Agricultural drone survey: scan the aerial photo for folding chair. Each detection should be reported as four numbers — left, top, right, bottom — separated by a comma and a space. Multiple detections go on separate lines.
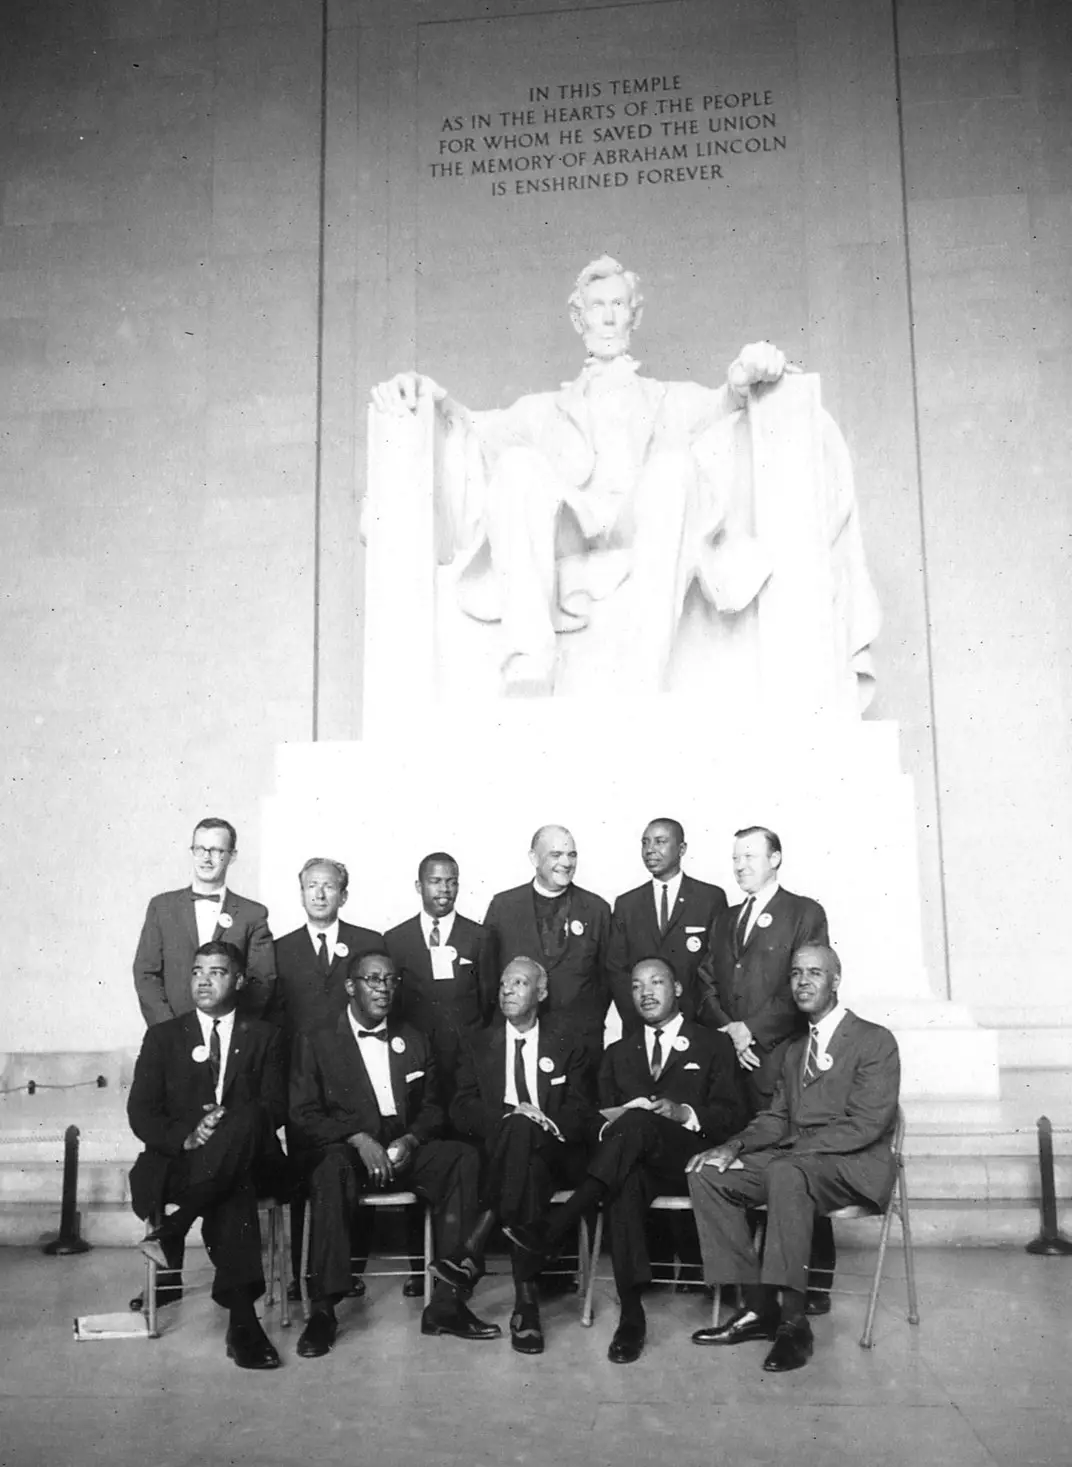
581, 1194, 722, 1328
139, 1196, 291, 1339
299, 1191, 433, 1320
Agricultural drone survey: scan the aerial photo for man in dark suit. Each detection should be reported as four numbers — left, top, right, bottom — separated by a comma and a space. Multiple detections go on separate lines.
267, 857, 384, 1044
288, 950, 499, 1357
510, 956, 748, 1363
133, 817, 276, 1025
384, 851, 488, 1107
687, 943, 900, 1372
429, 956, 595, 1355
482, 825, 611, 1066
128, 941, 287, 1370
606, 818, 727, 1033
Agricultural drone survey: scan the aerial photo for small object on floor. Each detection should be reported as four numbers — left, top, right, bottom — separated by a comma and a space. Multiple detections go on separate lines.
74, 1312, 152, 1342
762, 1319, 814, 1373
296, 1309, 338, 1359
691, 1306, 779, 1346
226, 1320, 282, 1370
346, 1277, 367, 1298
805, 1289, 831, 1316
420, 1301, 502, 1340
402, 1275, 425, 1298
509, 1308, 545, 1355
607, 1314, 646, 1364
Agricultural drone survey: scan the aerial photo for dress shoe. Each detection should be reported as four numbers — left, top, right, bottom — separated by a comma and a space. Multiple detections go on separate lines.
428, 1252, 484, 1297
763, 1319, 814, 1372
421, 1301, 502, 1340
509, 1308, 545, 1355
226, 1320, 281, 1370
296, 1309, 338, 1359
402, 1275, 425, 1298
805, 1289, 832, 1316
691, 1306, 779, 1346
607, 1314, 646, 1364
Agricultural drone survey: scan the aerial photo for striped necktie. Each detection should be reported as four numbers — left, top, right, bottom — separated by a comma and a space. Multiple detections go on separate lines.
802, 1027, 819, 1085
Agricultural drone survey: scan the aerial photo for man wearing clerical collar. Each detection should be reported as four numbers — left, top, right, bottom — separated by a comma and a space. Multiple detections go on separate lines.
686, 944, 900, 1374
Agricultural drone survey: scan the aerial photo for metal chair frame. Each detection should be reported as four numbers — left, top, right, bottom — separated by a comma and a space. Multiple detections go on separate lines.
581, 1194, 722, 1328
299, 1191, 434, 1321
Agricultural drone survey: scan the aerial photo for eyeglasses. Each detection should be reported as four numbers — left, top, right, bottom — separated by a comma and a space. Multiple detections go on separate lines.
358, 975, 400, 990
191, 846, 232, 859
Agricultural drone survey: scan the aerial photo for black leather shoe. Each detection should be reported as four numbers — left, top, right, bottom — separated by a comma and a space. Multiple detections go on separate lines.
421, 1301, 502, 1340
691, 1307, 779, 1346
805, 1290, 831, 1316
226, 1320, 282, 1370
608, 1314, 646, 1364
509, 1308, 545, 1355
428, 1253, 484, 1297
402, 1275, 425, 1298
763, 1319, 814, 1372
296, 1310, 338, 1359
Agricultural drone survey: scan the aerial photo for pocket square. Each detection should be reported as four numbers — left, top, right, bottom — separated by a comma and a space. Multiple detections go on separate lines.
684, 1062, 700, 1071
459, 957, 472, 966
405, 1070, 425, 1083
550, 1075, 566, 1087
685, 925, 706, 934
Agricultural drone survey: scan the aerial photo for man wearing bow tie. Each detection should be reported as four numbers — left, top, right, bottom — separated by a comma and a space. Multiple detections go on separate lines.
129, 942, 288, 1369
607, 818, 727, 1035
385, 852, 490, 1108
509, 956, 747, 1364
289, 951, 499, 1357
371, 256, 786, 695
686, 944, 900, 1372
133, 817, 276, 1025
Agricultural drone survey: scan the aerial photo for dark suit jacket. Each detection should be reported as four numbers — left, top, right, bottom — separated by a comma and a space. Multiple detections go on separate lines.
482, 882, 612, 1036
127, 1011, 286, 1219
267, 920, 385, 1043
598, 1020, 748, 1144
384, 912, 488, 1044
606, 874, 727, 1030
133, 886, 276, 1026
736, 1010, 900, 1209
697, 886, 828, 1102
289, 1014, 444, 1154
450, 1018, 596, 1145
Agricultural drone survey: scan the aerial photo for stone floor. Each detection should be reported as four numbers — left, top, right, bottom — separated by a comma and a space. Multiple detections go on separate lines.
2, 1244, 1070, 1467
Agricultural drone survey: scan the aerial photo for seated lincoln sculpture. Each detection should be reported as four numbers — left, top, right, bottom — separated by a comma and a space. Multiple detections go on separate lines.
371, 255, 879, 702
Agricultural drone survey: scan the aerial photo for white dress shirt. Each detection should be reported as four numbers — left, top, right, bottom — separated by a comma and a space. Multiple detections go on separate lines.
193, 886, 227, 947
740, 879, 779, 942
651, 870, 684, 927
348, 1009, 397, 1117
307, 918, 341, 963
420, 908, 456, 948
504, 1021, 542, 1108
643, 1011, 699, 1131
195, 1006, 236, 1105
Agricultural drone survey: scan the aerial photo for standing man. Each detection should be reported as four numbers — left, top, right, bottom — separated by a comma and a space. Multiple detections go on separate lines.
289, 951, 500, 1355
429, 957, 595, 1355
511, 957, 747, 1364
483, 825, 611, 1065
268, 858, 384, 1044
686, 944, 900, 1372
133, 817, 276, 1025
384, 851, 489, 1108
606, 818, 727, 1033
128, 941, 287, 1370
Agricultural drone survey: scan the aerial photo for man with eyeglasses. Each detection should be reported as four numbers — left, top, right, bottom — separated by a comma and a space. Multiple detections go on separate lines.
289, 951, 499, 1356
133, 817, 276, 1026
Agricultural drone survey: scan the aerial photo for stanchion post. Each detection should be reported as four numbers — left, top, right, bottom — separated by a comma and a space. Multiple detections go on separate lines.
1025, 1115, 1072, 1256
42, 1123, 92, 1256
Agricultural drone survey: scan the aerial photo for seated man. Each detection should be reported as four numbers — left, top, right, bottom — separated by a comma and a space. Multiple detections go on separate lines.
686, 943, 900, 1372
510, 956, 748, 1364
429, 956, 595, 1355
289, 950, 499, 1356
128, 941, 287, 1370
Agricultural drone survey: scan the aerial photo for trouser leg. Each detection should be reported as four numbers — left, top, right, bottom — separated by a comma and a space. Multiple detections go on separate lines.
687, 1158, 770, 1286
305, 1143, 365, 1301
406, 1139, 480, 1259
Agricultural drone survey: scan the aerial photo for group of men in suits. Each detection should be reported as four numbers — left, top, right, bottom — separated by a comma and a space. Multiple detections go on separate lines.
127, 813, 900, 1373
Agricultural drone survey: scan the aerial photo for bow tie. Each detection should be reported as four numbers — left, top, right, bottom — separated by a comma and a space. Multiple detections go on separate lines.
193, 892, 221, 903
357, 1029, 388, 1041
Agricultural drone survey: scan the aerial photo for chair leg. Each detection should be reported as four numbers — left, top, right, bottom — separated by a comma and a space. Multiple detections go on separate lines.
300, 1199, 312, 1323
423, 1203, 433, 1308
577, 1215, 590, 1305
580, 1210, 604, 1327
265, 1204, 277, 1309
859, 1202, 895, 1349
278, 1204, 292, 1328
145, 1249, 159, 1339
710, 1284, 721, 1327
897, 1162, 920, 1326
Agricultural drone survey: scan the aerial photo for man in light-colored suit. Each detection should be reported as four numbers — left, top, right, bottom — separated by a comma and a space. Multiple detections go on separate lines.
133, 818, 276, 1025
686, 944, 900, 1372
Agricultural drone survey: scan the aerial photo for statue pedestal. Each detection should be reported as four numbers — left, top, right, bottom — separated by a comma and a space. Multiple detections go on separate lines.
261, 709, 997, 1099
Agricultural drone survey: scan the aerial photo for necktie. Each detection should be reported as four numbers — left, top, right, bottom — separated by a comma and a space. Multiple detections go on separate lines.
358, 1028, 388, 1041
429, 918, 440, 948
735, 897, 755, 952
316, 932, 330, 975
659, 884, 669, 936
208, 1019, 221, 1092
193, 892, 221, 902
514, 1037, 532, 1105
650, 1026, 665, 1082
802, 1027, 819, 1085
